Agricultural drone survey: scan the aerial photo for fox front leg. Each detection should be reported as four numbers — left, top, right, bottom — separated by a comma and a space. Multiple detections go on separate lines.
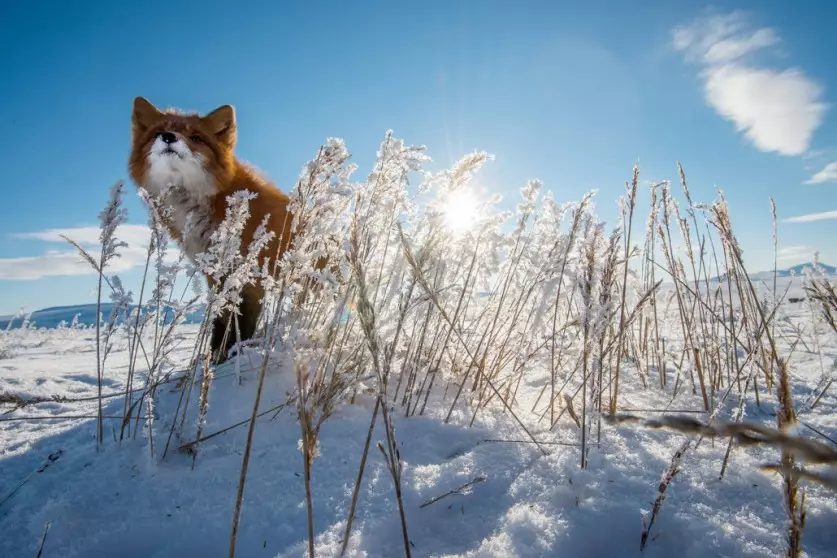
209, 283, 264, 364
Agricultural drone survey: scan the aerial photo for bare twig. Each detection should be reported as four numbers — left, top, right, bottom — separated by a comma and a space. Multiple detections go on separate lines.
419, 476, 487, 508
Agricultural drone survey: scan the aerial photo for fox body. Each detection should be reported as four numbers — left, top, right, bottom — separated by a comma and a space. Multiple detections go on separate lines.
128, 96, 294, 362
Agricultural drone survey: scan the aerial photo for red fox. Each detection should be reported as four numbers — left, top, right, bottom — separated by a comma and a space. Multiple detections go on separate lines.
128, 96, 295, 363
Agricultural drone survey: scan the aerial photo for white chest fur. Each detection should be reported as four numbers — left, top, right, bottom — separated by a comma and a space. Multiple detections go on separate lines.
143, 151, 217, 261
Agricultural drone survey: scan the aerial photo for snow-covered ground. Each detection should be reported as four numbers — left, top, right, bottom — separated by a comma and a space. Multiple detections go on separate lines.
1, 301, 835, 558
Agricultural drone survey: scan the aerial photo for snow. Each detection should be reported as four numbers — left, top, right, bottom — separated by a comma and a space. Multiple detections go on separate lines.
1, 299, 835, 558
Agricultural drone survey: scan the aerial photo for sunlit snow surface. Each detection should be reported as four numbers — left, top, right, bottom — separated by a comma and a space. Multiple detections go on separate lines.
1, 300, 836, 558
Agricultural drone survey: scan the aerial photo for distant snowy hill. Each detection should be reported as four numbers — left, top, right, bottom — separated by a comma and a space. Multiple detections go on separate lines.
0, 302, 205, 330
711, 262, 836, 283
4, 261, 834, 330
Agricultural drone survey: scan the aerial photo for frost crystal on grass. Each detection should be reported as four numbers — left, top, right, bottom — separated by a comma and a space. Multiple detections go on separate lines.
98, 181, 129, 267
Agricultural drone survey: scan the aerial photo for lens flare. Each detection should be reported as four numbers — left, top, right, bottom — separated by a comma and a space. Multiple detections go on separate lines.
443, 188, 478, 234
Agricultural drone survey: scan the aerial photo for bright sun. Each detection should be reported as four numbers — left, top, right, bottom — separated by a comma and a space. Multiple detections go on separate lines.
443, 188, 478, 234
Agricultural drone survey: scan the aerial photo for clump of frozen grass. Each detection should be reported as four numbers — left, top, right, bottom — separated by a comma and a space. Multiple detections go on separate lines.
272, 140, 818, 556
0, 308, 80, 362
165, 188, 276, 464
62, 180, 134, 449
0, 309, 28, 359
120, 188, 200, 454
800, 263, 836, 415
3, 308, 30, 332
196, 190, 271, 358
228, 138, 357, 558
53, 180, 202, 455
805, 266, 837, 335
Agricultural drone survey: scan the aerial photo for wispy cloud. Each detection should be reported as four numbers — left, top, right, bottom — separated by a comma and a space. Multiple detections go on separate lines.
805, 162, 837, 184
777, 245, 813, 261
1, 225, 174, 280
673, 11, 827, 156
14, 225, 153, 249
784, 210, 837, 223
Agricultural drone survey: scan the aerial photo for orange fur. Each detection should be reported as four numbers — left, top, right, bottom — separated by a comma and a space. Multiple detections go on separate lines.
128, 96, 296, 362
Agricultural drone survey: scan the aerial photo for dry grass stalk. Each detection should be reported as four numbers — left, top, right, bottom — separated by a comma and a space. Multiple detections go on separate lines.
606, 414, 837, 470
419, 475, 487, 508
775, 356, 805, 558
191, 357, 215, 469
228, 319, 276, 558
177, 398, 293, 452
350, 214, 413, 558
340, 398, 381, 557
36, 520, 51, 558
611, 165, 639, 414
640, 439, 690, 551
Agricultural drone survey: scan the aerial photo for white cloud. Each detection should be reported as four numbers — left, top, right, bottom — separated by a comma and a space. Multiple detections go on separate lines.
673, 11, 827, 156
14, 225, 153, 249
777, 245, 812, 261
805, 162, 837, 184
784, 210, 837, 223
673, 12, 779, 64
1, 225, 178, 280
703, 66, 825, 156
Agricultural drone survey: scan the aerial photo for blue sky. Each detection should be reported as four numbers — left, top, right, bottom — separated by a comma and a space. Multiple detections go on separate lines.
1, 0, 836, 314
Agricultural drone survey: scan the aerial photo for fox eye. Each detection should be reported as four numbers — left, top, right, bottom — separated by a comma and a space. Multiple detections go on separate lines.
189, 135, 203, 143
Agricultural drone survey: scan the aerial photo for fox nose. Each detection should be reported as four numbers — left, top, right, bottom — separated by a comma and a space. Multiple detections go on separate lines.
160, 132, 177, 144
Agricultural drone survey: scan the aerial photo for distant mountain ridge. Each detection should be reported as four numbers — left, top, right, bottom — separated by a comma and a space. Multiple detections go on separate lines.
711, 262, 836, 283
0, 302, 205, 330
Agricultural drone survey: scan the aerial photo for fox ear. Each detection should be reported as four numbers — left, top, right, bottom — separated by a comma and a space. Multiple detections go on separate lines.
203, 104, 236, 148
132, 97, 161, 132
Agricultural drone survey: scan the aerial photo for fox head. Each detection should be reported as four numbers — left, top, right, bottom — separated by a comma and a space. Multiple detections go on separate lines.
128, 97, 237, 199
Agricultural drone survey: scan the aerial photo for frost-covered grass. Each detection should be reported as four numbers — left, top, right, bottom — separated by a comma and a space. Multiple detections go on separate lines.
1, 133, 836, 558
